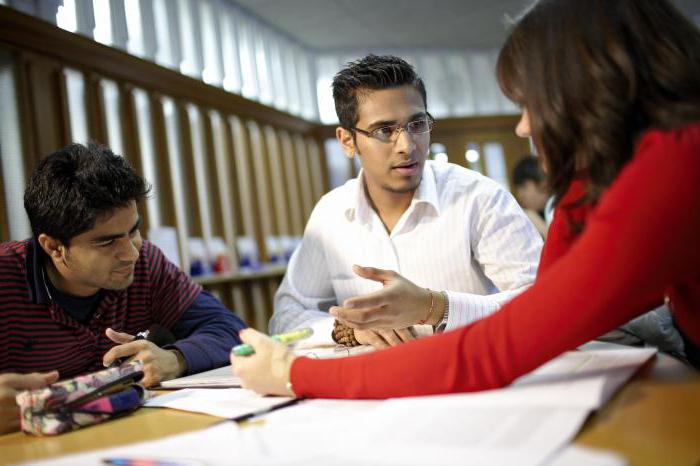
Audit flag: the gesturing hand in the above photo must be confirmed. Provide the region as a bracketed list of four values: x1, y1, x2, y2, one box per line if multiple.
[0, 371, 59, 434]
[102, 328, 185, 387]
[330, 265, 443, 329]
[231, 328, 296, 397]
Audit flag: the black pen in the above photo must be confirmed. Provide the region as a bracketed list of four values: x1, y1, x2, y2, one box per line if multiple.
[229, 397, 305, 423]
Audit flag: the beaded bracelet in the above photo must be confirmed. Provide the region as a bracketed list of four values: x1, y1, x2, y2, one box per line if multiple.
[332, 319, 360, 347]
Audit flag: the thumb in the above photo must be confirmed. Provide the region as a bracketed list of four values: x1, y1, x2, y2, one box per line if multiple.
[352, 265, 394, 283]
[2, 371, 59, 390]
[238, 328, 269, 346]
[106, 327, 135, 344]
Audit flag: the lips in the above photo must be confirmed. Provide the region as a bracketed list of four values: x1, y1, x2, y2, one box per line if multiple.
[113, 265, 135, 276]
[392, 160, 419, 176]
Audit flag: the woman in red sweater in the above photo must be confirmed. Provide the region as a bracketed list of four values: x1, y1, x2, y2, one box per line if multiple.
[232, 0, 700, 398]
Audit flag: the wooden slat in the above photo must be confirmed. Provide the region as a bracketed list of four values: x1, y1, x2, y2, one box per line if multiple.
[200, 111, 224, 239]
[292, 133, 314, 221]
[118, 83, 151, 236]
[146, 92, 176, 228]
[229, 115, 265, 263]
[278, 130, 305, 236]
[264, 125, 292, 236]
[250, 282, 269, 332]
[209, 110, 240, 270]
[159, 96, 191, 274]
[176, 101, 201, 238]
[306, 137, 327, 203]
[248, 120, 277, 245]
[221, 115, 245, 239]
[84, 71, 108, 144]
[230, 285, 249, 326]
[20, 54, 70, 166]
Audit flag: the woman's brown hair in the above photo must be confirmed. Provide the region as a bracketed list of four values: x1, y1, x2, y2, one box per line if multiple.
[497, 0, 700, 204]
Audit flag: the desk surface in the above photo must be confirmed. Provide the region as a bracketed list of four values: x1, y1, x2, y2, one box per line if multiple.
[1, 353, 699, 466]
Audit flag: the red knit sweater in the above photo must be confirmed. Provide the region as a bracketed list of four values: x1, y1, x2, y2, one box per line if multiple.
[290, 123, 700, 399]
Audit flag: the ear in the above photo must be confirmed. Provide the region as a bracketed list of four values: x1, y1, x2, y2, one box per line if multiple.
[336, 127, 357, 159]
[37, 233, 65, 262]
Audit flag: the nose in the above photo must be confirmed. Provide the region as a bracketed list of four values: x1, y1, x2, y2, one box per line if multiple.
[117, 236, 140, 263]
[515, 110, 531, 138]
[394, 126, 416, 153]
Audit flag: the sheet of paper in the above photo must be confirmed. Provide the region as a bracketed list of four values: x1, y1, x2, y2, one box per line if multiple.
[144, 388, 292, 419]
[161, 346, 377, 389]
[159, 365, 241, 389]
[294, 344, 375, 359]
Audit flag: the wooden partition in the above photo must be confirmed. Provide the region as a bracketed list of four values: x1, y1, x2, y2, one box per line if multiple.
[0, 6, 329, 330]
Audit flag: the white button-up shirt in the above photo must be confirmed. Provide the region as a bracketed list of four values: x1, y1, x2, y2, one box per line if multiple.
[270, 161, 543, 343]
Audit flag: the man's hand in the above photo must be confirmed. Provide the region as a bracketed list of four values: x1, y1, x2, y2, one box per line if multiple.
[330, 265, 443, 329]
[230, 328, 296, 397]
[102, 328, 185, 387]
[0, 371, 59, 435]
[353, 328, 415, 348]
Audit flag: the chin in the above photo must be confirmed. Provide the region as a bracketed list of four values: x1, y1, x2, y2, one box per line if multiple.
[104, 275, 135, 291]
[387, 176, 422, 194]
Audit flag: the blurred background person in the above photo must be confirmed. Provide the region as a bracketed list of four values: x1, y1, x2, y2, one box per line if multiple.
[511, 154, 549, 238]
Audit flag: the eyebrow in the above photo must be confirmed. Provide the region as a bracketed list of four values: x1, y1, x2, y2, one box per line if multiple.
[91, 217, 141, 243]
[366, 112, 428, 130]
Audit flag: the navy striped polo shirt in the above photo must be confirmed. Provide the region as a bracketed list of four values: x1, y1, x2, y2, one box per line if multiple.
[0, 239, 201, 377]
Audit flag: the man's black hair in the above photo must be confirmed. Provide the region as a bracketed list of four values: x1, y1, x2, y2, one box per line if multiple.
[24, 143, 151, 245]
[332, 54, 427, 130]
[512, 155, 543, 187]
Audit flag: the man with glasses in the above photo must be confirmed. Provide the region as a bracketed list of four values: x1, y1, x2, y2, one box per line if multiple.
[270, 54, 542, 348]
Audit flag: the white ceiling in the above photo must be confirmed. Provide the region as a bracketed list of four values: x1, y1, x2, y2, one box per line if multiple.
[231, 0, 700, 51]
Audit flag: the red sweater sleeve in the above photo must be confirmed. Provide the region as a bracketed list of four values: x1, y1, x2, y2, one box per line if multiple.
[291, 124, 700, 399]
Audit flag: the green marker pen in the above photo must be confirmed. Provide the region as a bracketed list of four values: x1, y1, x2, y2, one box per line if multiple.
[231, 327, 314, 356]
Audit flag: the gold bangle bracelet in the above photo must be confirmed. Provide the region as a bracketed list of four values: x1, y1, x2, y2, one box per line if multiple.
[417, 288, 435, 325]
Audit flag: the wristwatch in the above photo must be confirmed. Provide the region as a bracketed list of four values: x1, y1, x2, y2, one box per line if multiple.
[435, 291, 450, 333]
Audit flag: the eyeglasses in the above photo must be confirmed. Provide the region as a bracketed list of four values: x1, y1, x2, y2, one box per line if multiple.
[352, 115, 434, 143]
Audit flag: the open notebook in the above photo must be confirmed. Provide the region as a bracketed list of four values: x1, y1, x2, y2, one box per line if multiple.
[159, 344, 375, 389]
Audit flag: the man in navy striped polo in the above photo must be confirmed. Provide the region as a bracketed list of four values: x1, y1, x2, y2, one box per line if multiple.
[0, 143, 246, 433]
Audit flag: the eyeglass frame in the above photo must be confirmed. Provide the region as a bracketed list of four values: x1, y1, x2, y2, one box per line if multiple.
[350, 113, 435, 143]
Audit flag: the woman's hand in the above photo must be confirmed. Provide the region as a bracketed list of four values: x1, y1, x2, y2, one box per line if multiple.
[230, 329, 297, 397]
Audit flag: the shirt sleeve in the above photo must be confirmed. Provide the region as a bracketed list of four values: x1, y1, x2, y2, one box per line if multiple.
[168, 290, 247, 375]
[443, 185, 542, 330]
[290, 125, 700, 399]
[269, 205, 338, 344]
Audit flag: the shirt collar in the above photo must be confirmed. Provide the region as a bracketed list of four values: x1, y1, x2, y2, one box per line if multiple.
[345, 161, 441, 224]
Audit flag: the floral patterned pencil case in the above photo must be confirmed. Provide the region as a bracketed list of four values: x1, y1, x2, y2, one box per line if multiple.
[15, 361, 148, 436]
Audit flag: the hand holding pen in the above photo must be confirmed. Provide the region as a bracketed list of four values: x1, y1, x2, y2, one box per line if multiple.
[102, 327, 185, 387]
[230, 328, 312, 397]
